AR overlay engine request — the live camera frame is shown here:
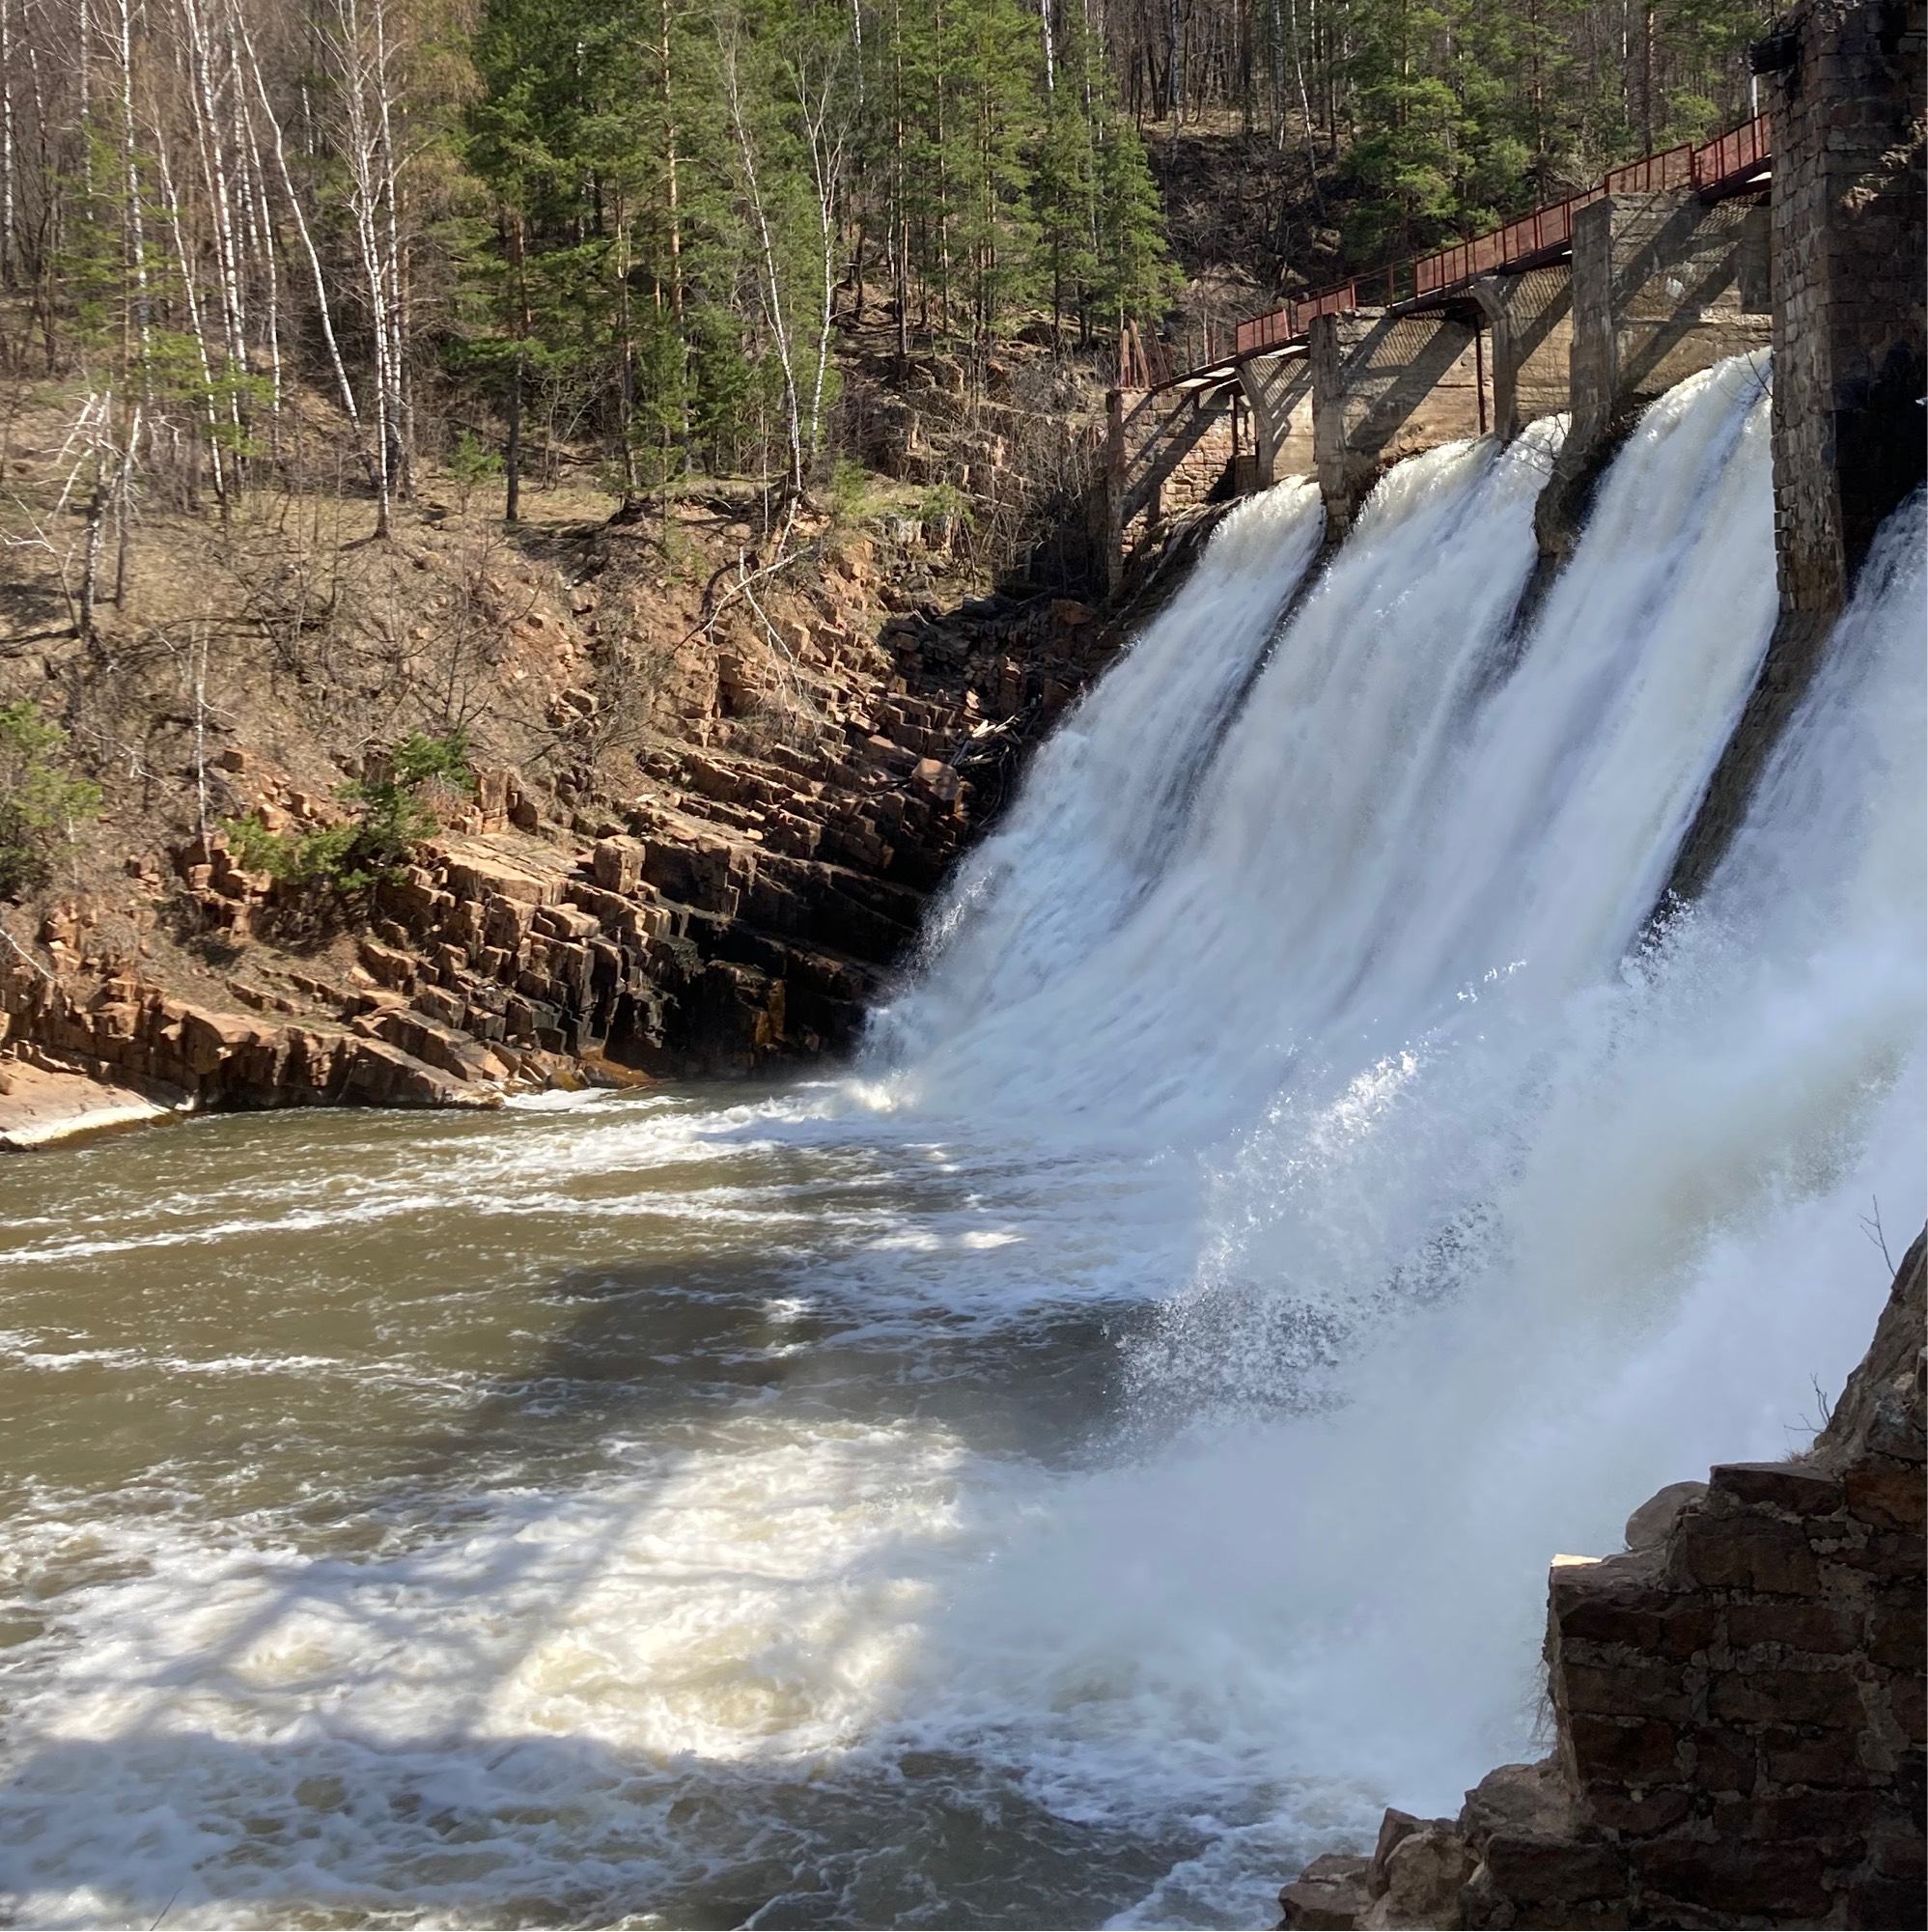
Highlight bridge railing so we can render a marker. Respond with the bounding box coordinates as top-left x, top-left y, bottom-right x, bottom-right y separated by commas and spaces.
1415, 191, 1599, 294
1234, 283, 1360, 355
1694, 113, 1770, 190
1207, 113, 1771, 379
1603, 140, 1696, 192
